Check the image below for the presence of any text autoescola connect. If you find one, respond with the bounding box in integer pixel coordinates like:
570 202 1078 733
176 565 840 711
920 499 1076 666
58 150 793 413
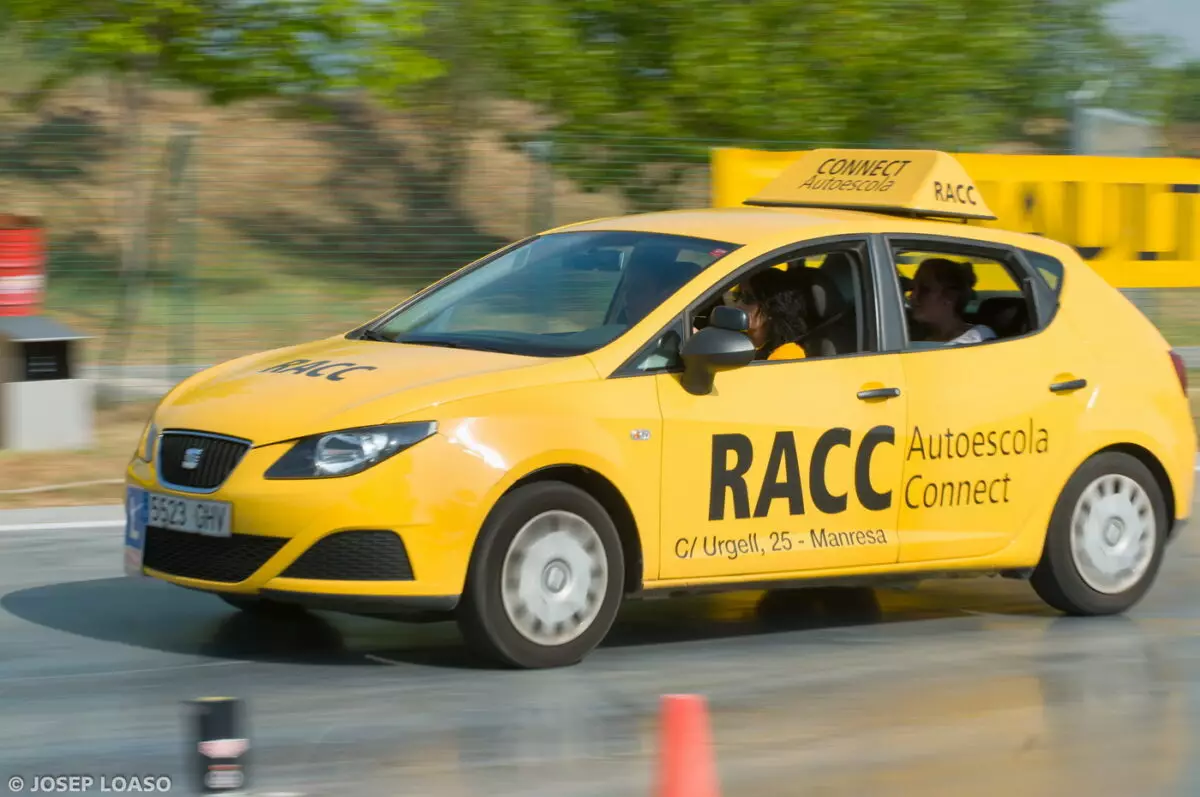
903 421 1049 510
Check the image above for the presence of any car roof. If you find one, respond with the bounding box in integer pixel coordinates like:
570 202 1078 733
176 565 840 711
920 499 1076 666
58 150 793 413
541 147 1080 263
547 205 1076 261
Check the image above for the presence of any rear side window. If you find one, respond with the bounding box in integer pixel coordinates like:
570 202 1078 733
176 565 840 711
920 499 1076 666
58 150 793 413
1023 251 1064 295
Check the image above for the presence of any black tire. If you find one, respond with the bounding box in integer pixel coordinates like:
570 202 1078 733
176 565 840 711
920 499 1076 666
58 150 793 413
217 593 307 616
456 481 625 669
1030 452 1168 616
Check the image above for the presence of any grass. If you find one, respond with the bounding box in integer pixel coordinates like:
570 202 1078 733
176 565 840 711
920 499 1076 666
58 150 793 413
2 374 1199 512
0 399 156 509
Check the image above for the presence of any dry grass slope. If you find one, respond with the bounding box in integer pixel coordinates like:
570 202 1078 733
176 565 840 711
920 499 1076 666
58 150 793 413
1 70 710 368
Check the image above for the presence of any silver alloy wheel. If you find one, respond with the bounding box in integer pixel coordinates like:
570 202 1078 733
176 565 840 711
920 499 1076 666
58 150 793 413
1068 473 1156 595
500 510 609 646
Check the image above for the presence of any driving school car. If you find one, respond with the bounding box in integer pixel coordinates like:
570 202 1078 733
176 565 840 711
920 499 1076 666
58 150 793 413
124 148 1196 669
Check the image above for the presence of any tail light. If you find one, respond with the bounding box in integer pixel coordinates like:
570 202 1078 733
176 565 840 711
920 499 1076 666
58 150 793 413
1169 349 1188 395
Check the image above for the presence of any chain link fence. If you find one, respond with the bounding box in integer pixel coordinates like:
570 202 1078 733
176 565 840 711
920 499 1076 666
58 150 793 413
2 107 1198 380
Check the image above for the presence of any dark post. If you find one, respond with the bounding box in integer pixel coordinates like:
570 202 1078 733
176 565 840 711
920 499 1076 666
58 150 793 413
188 697 250 794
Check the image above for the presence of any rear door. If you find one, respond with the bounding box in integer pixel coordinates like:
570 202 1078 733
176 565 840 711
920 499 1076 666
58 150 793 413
883 234 1088 565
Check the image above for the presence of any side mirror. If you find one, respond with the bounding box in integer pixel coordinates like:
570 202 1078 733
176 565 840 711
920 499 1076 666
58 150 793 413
709 304 749 332
679 306 756 395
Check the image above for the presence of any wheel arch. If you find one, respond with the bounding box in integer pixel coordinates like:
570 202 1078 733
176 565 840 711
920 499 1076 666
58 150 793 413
504 464 645 594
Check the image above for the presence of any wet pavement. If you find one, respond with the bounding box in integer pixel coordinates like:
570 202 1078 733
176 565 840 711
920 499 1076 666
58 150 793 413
2 488 1200 796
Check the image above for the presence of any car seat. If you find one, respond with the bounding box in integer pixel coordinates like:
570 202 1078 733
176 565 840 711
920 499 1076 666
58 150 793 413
973 296 1031 339
787 254 860 356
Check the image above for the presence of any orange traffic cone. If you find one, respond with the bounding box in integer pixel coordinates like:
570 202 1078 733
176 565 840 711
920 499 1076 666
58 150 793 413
656 694 720 797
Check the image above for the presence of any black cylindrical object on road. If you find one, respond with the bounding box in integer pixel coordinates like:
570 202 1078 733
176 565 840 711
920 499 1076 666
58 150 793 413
188 697 249 794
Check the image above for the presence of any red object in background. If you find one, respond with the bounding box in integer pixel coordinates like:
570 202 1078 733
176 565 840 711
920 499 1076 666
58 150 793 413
0 219 46 317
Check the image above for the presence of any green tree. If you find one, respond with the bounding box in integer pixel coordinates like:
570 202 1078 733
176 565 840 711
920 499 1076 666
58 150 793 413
6 0 442 361
1166 60 1200 123
464 0 1171 208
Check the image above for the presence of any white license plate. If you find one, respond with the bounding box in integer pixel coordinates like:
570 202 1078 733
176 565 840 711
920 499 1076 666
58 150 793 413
147 491 232 537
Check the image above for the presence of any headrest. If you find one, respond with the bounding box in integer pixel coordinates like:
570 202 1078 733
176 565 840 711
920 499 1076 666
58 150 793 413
787 265 848 321
975 296 1029 336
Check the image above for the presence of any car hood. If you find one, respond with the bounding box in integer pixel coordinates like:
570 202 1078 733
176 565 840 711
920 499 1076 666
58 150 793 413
153 336 597 445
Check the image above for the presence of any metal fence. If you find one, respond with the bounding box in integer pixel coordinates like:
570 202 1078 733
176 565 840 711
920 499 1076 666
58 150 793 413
2 107 1198 381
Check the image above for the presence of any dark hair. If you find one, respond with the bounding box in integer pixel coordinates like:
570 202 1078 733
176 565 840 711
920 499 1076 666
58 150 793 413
738 268 810 356
917 257 977 314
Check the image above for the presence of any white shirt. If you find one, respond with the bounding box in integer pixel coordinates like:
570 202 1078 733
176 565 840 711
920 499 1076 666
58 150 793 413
949 324 997 345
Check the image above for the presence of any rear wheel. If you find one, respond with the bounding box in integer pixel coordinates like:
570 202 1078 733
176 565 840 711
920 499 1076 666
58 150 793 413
457 481 625 669
1031 452 1167 615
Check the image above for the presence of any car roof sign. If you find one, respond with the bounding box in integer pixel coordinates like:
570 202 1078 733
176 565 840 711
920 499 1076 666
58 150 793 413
742 148 998 221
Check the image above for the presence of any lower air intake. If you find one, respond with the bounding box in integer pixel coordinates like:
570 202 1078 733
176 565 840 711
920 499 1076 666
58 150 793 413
281 530 414 581
143 527 287 583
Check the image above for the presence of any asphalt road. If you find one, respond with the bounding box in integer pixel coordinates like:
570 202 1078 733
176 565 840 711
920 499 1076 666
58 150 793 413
3 486 1200 797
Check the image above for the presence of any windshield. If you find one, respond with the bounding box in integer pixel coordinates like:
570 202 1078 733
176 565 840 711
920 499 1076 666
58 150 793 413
367 230 740 356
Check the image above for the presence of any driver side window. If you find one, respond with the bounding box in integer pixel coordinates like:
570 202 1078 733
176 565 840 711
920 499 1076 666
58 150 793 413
691 244 875 362
622 240 878 374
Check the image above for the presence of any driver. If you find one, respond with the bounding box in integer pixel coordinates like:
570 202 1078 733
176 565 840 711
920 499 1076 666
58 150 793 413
728 267 810 361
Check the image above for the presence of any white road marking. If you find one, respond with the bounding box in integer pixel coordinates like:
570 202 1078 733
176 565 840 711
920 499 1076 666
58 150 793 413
0 519 124 533
364 653 402 666
0 659 243 685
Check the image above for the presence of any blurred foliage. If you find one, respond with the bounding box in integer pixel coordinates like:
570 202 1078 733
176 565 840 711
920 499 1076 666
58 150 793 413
4 0 443 112
1166 61 1200 124
453 0 1183 203
3 0 1194 211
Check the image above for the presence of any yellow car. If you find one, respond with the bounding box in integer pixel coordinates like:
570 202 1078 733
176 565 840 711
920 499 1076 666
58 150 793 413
123 148 1196 668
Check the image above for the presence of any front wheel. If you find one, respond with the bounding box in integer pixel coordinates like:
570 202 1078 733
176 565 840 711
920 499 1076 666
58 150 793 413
1031 452 1167 616
457 481 625 669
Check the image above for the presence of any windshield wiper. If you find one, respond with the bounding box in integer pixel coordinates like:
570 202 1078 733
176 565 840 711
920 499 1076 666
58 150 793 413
394 337 474 349
358 328 393 342
394 337 518 354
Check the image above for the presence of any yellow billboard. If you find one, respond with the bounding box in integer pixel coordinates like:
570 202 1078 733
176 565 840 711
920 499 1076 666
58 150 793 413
712 148 1200 289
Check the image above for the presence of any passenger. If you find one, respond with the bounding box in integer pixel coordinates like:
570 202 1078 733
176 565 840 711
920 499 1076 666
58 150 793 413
908 257 997 345
729 267 810 361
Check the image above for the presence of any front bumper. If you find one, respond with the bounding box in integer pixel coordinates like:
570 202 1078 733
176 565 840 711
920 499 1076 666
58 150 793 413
124 432 491 612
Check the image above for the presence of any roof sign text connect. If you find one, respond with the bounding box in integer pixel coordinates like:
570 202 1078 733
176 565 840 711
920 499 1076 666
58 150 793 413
743 148 998 221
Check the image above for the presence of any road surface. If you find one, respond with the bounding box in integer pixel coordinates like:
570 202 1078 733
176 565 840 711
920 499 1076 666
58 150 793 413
2 484 1200 797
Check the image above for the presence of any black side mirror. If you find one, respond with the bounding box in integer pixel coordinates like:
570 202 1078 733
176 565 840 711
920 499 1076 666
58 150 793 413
679 306 756 395
709 304 749 332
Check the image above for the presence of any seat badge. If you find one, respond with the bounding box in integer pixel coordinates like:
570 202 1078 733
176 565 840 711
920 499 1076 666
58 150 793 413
182 447 204 470
630 429 651 441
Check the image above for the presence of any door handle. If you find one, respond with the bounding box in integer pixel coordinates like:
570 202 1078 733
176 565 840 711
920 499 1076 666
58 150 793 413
1049 378 1087 393
857 387 901 400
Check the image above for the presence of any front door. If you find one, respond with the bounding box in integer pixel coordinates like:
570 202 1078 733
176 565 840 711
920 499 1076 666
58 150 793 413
654 241 908 583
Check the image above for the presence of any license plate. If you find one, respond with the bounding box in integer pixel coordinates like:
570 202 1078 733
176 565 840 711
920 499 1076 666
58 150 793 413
147 491 232 537
124 486 149 578
124 487 233 577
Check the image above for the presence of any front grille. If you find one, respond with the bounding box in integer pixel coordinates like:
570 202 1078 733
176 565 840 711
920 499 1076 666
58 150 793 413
158 431 250 491
281 530 414 581
143 527 286 583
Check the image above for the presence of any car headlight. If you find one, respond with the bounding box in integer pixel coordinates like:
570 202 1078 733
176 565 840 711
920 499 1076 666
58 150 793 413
263 422 437 479
136 420 158 462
